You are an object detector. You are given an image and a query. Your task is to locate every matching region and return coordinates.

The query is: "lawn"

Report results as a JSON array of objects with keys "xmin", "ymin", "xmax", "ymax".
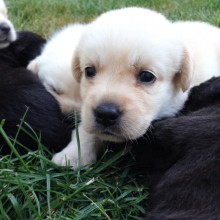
[
  {"xmin": 7, "ymin": 0, "xmax": 220, "ymax": 37},
  {"xmin": 1, "ymin": 0, "xmax": 220, "ymax": 219}
]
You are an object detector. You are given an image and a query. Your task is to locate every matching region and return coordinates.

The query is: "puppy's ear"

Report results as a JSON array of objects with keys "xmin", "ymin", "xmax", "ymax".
[
  {"xmin": 174, "ymin": 48, "xmax": 193, "ymax": 92},
  {"xmin": 72, "ymin": 53, "xmax": 82, "ymax": 83},
  {"xmin": 27, "ymin": 57, "xmax": 40, "ymax": 74}
]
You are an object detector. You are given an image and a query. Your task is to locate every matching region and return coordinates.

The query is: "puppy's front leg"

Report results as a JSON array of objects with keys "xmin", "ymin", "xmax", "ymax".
[{"xmin": 52, "ymin": 124, "xmax": 101, "ymax": 169}]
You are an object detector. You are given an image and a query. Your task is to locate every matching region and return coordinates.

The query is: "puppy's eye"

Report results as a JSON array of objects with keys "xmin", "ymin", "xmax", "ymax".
[
  {"xmin": 85, "ymin": 67, "xmax": 96, "ymax": 78},
  {"xmin": 48, "ymin": 84, "xmax": 63, "ymax": 95},
  {"xmin": 138, "ymin": 70, "xmax": 156, "ymax": 84}
]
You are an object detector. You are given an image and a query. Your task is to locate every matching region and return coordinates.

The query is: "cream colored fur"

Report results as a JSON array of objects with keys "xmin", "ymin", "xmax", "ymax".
[
  {"xmin": 173, "ymin": 21, "xmax": 220, "ymax": 86},
  {"xmin": 28, "ymin": 24, "xmax": 84, "ymax": 113},
  {"xmin": 52, "ymin": 7, "xmax": 220, "ymax": 169}
]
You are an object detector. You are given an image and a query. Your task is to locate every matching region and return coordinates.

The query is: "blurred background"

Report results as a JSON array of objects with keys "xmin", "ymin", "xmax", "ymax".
[{"xmin": 6, "ymin": 0, "xmax": 220, "ymax": 38}]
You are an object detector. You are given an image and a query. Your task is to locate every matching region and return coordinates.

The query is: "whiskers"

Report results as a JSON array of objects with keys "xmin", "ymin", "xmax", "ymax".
[
  {"xmin": 63, "ymin": 111, "xmax": 81, "ymax": 129},
  {"xmin": 121, "ymin": 117, "xmax": 152, "ymax": 143},
  {"xmin": 143, "ymin": 123, "xmax": 154, "ymax": 143}
]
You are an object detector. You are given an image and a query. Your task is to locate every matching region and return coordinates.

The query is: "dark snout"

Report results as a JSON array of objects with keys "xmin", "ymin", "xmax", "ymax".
[
  {"xmin": 0, "ymin": 22, "xmax": 11, "ymax": 39},
  {"xmin": 94, "ymin": 103, "xmax": 121, "ymax": 127}
]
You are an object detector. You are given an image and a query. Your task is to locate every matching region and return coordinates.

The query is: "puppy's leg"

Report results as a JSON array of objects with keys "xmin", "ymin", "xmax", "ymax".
[{"xmin": 52, "ymin": 123, "xmax": 101, "ymax": 169}]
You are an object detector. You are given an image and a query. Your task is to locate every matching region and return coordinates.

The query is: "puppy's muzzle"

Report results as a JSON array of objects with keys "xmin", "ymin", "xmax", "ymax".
[
  {"xmin": 94, "ymin": 103, "xmax": 121, "ymax": 127},
  {"xmin": 0, "ymin": 22, "xmax": 11, "ymax": 40}
]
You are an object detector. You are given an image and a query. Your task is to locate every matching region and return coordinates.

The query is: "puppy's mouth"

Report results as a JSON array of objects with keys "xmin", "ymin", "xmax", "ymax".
[
  {"xmin": 0, "ymin": 22, "xmax": 16, "ymax": 47},
  {"xmin": 0, "ymin": 39, "xmax": 11, "ymax": 49},
  {"xmin": 0, "ymin": 38, "xmax": 11, "ymax": 44},
  {"xmin": 0, "ymin": 35, "xmax": 7, "ymax": 40},
  {"xmin": 90, "ymin": 102, "xmax": 126, "ymax": 142}
]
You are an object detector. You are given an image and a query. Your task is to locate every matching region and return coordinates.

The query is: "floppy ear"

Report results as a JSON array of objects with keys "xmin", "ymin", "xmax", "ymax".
[
  {"xmin": 27, "ymin": 56, "xmax": 40, "ymax": 74},
  {"xmin": 174, "ymin": 47, "xmax": 193, "ymax": 92},
  {"xmin": 72, "ymin": 52, "xmax": 82, "ymax": 83}
]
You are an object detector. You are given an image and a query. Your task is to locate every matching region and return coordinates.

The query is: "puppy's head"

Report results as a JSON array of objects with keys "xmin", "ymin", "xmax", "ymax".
[
  {"xmin": 72, "ymin": 7, "xmax": 192, "ymax": 142},
  {"xmin": 28, "ymin": 56, "xmax": 81, "ymax": 114},
  {"xmin": 0, "ymin": 0, "xmax": 16, "ymax": 48},
  {"xmin": 28, "ymin": 24, "xmax": 84, "ymax": 114}
]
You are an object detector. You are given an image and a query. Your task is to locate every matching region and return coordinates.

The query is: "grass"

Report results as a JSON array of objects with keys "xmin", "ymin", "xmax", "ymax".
[
  {"xmin": 0, "ymin": 122, "xmax": 148, "ymax": 219},
  {"xmin": 1, "ymin": 0, "xmax": 220, "ymax": 219},
  {"xmin": 6, "ymin": 0, "xmax": 220, "ymax": 37}
]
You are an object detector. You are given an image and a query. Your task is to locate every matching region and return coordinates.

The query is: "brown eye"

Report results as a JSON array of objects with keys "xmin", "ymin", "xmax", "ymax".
[
  {"xmin": 138, "ymin": 70, "xmax": 156, "ymax": 84},
  {"xmin": 85, "ymin": 67, "xmax": 96, "ymax": 78}
]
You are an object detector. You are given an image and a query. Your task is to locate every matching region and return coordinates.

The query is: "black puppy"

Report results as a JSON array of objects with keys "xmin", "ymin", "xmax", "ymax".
[
  {"xmin": 135, "ymin": 77, "xmax": 220, "ymax": 220},
  {"xmin": 0, "ymin": 31, "xmax": 72, "ymax": 155}
]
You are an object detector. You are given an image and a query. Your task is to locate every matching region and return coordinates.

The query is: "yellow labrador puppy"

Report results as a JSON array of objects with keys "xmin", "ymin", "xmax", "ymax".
[{"xmin": 52, "ymin": 7, "xmax": 220, "ymax": 168}]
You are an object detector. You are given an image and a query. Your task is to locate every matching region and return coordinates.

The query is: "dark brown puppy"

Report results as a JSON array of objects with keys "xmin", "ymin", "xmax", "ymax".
[
  {"xmin": 0, "ymin": 31, "xmax": 72, "ymax": 155},
  {"xmin": 135, "ymin": 77, "xmax": 220, "ymax": 220}
]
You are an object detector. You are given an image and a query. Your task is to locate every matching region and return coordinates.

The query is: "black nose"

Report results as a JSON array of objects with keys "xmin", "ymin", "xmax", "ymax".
[
  {"xmin": 94, "ymin": 103, "xmax": 121, "ymax": 126},
  {"xmin": 0, "ymin": 23, "xmax": 10, "ymax": 35}
]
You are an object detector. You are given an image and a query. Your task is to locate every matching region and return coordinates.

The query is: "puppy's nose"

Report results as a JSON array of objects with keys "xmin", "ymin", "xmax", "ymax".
[
  {"xmin": 94, "ymin": 103, "xmax": 121, "ymax": 126},
  {"xmin": 0, "ymin": 23, "xmax": 10, "ymax": 35}
]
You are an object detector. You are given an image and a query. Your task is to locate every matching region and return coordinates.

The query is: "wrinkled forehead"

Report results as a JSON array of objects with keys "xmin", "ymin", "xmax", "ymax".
[
  {"xmin": 0, "ymin": 0, "xmax": 7, "ymax": 16},
  {"xmin": 78, "ymin": 24, "xmax": 183, "ymax": 77}
]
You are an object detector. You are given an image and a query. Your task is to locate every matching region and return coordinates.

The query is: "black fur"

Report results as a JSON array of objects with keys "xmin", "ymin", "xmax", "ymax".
[
  {"xmin": 135, "ymin": 77, "xmax": 220, "ymax": 220},
  {"xmin": 0, "ymin": 31, "xmax": 72, "ymax": 155}
]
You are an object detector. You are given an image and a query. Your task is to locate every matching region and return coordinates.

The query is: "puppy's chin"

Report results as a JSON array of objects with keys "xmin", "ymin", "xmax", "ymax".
[
  {"xmin": 0, "ymin": 41, "xmax": 9, "ymax": 48},
  {"xmin": 95, "ymin": 132, "xmax": 126, "ymax": 143},
  {"xmin": 82, "ymin": 122, "xmax": 127, "ymax": 142},
  {"xmin": 0, "ymin": 31, "xmax": 17, "ymax": 49}
]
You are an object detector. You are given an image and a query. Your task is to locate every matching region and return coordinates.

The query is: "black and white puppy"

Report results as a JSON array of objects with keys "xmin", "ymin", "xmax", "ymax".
[
  {"xmin": 0, "ymin": 0, "xmax": 16, "ymax": 48},
  {"xmin": 0, "ymin": 31, "xmax": 72, "ymax": 155},
  {"xmin": 134, "ymin": 77, "xmax": 220, "ymax": 219}
]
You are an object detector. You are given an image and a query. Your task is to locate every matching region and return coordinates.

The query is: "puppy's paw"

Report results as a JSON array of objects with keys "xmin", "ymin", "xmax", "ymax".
[
  {"xmin": 52, "ymin": 148, "xmax": 97, "ymax": 169},
  {"xmin": 52, "ymin": 151, "xmax": 79, "ymax": 169},
  {"xmin": 52, "ymin": 125, "xmax": 100, "ymax": 169}
]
